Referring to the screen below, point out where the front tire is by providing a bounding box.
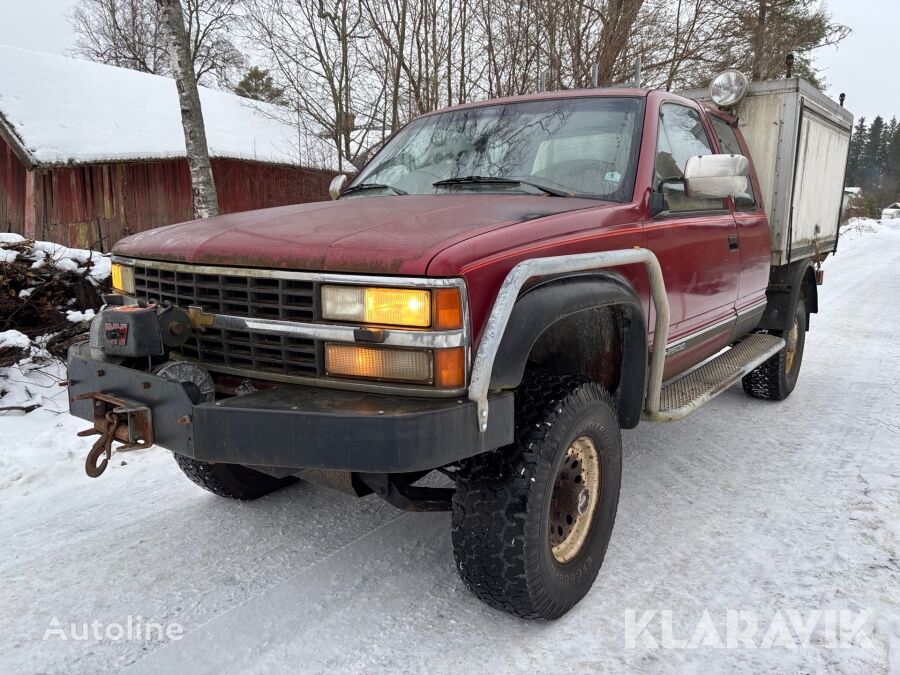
[451,375,622,620]
[173,454,297,500]
[742,296,807,401]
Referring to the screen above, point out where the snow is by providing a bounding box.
[0,330,31,350]
[0,356,85,491]
[0,45,338,171]
[1,220,898,673]
[5,237,112,286]
[65,309,95,323]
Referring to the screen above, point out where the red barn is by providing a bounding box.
[0,46,338,250]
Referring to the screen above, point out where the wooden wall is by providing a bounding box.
[4,155,334,250]
[0,134,26,235]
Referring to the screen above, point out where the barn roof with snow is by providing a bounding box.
[0,45,337,170]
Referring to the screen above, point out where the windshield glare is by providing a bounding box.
[352,97,644,201]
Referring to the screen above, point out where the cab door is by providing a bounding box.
[708,113,770,334]
[642,102,740,377]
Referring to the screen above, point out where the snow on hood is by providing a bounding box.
[0,45,338,170]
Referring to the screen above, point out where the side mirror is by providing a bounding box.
[329,174,348,200]
[683,154,749,199]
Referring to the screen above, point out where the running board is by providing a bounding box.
[644,334,786,422]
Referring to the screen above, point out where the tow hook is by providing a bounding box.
[81,411,121,477]
[75,392,154,478]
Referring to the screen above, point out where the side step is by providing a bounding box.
[645,333,785,422]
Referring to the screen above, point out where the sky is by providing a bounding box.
[0,0,896,123]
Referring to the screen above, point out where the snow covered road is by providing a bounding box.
[2,223,898,674]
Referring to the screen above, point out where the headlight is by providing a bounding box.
[709,69,749,108]
[321,285,462,329]
[110,261,135,295]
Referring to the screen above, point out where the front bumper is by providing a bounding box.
[67,349,514,473]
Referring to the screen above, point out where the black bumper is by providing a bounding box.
[67,352,514,473]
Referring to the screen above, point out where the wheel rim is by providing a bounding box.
[785,316,800,373]
[549,435,601,564]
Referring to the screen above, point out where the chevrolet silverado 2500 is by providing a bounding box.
[68,70,852,619]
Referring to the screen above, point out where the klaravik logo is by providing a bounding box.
[624,609,874,650]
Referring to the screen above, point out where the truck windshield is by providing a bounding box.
[351,97,644,202]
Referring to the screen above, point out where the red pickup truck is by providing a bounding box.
[68,72,852,619]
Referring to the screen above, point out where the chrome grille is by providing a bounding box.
[133,265,316,321]
[133,264,320,377]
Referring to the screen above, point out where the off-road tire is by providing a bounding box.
[451,374,622,620]
[173,454,297,500]
[742,296,807,401]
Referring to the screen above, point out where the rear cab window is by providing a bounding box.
[709,115,757,211]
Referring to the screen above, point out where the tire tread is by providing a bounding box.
[173,454,296,500]
[451,373,618,619]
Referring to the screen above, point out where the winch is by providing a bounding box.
[77,299,211,477]
[90,299,193,359]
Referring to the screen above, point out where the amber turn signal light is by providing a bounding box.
[433,288,463,330]
[110,262,135,295]
[434,347,465,388]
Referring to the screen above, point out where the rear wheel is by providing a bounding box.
[173,454,297,500]
[451,374,622,620]
[742,296,807,400]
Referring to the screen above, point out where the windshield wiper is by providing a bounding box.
[341,182,408,197]
[432,175,572,197]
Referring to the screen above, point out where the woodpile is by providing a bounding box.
[0,236,110,366]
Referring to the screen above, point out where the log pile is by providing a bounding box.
[0,235,110,366]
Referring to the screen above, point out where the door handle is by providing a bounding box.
[728,234,739,251]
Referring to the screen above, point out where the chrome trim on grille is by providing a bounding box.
[209,313,466,349]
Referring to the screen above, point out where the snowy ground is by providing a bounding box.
[1,221,898,673]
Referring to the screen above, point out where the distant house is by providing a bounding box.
[842,186,862,215]
[0,46,337,249]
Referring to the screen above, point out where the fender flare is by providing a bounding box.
[758,259,818,332]
[489,273,648,429]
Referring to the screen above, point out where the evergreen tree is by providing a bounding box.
[847,116,867,186]
[882,117,900,205]
[859,116,886,191]
[744,0,850,89]
[845,114,900,207]
[885,117,900,178]
[233,67,285,105]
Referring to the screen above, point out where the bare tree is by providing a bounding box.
[158,0,219,218]
[69,0,244,86]
[243,0,389,170]
[70,0,169,74]
[232,0,849,175]
[182,0,244,84]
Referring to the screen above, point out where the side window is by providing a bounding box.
[710,116,757,211]
[655,104,724,212]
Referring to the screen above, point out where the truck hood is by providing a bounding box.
[112,195,600,274]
